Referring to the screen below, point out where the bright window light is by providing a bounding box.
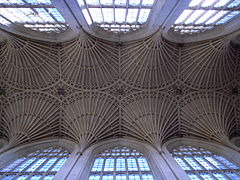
[102,8,114,22]
[171,145,240,179]
[201,0,217,7]
[189,0,201,7]
[129,0,140,5]
[86,0,99,5]
[77,0,85,6]
[100,0,113,5]
[115,0,126,6]
[82,9,92,24]
[127,9,138,23]
[25,0,51,5]
[175,10,192,24]
[115,8,126,23]
[78,0,155,33]
[88,147,154,180]
[228,0,240,8]
[0,0,68,33]
[138,9,150,23]
[214,0,231,7]
[195,10,216,24]
[142,0,155,6]
[0,16,10,25]
[205,10,228,24]
[0,147,69,179]
[173,0,240,35]
[9,0,24,4]
[185,10,205,24]
[89,8,103,23]
[216,11,240,24]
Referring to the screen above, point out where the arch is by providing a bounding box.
[67,138,178,180]
[61,91,119,151]
[0,139,77,180]
[88,146,153,180]
[121,91,178,149]
[231,137,240,149]
[1,92,60,148]
[0,139,8,149]
[163,138,240,180]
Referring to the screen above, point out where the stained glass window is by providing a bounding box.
[171,145,240,179]
[0,146,70,180]
[77,0,156,33]
[89,146,154,180]
[172,0,240,34]
[0,0,68,33]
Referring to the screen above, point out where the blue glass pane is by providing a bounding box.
[127,158,138,171]
[214,156,239,169]
[213,173,228,180]
[200,173,213,179]
[89,174,100,180]
[2,176,15,180]
[47,8,65,23]
[116,157,126,171]
[104,158,114,171]
[116,174,127,180]
[228,0,240,8]
[26,158,46,172]
[102,174,114,180]
[50,158,67,171]
[129,0,140,5]
[174,157,191,170]
[89,147,153,179]
[137,157,150,171]
[225,172,240,179]
[14,158,36,172]
[129,174,140,180]
[17,175,29,180]
[184,157,203,170]
[8,0,24,4]
[30,176,42,180]
[43,149,52,153]
[204,156,226,169]
[0,157,26,172]
[91,158,104,171]
[142,174,154,180]
[194,157,214,170]
[43,175,54,180]
[34,8,55,22]
[188,173,201,180]
[39,158,57,172]
[25,0,51,4]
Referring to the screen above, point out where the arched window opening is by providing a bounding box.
[89,146,154,180]
[0,146,70,180]
[171,145,240,179]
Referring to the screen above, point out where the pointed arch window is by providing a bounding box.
[0,146,70,180]
[89,146,154,180]
[170,145,240,179]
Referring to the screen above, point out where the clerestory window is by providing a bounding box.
[0,0,68,33]
[77,0,156,34]
[0,146,70,180]
[172,0,240,35]
[88,146,154,180]
[171,145,240,179]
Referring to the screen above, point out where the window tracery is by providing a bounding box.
[0,146,70,180]
[170,145,240,179]
[88,146,154,180]
[172,0,240,35]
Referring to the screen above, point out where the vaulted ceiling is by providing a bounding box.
[0,29,239,152]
